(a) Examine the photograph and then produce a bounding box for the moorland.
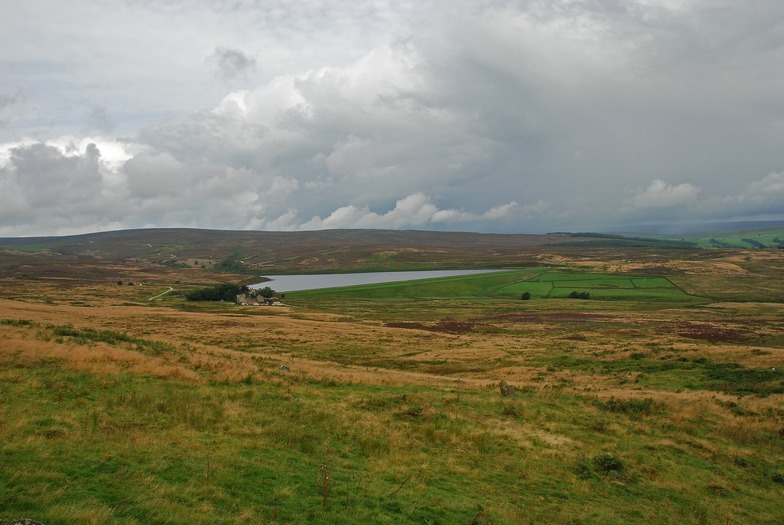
[0,227,782,524]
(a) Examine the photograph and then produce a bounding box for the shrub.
[592,453,624,474]
[595,396,659,415]
[217,258,245,272]
[1,319,34,326]
[576,453,626,479]
[186,283,248,301]
[568,291,591,299]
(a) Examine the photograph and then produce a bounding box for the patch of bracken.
[385,320,477,334]
[385,321,429,331]
[679,323,749,343]
[479,312,612,323]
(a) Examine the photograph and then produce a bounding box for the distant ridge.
[0,228,680,271]
[4,226,776,274]
[606,220,784,236]
[0,227,691,250]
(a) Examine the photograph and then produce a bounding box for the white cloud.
[300,194,533,231]
[623,179,700,211]
[738,172,784,202]
[711,171,784,219]
[301,193,438,230]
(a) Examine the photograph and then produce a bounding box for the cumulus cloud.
[623,180,700,212]
[712,172,784,219]
[0,140,123,233]
[738,172,784,203]
[300,193,526,231]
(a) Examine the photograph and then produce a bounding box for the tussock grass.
[1,249,783,524]
[3,361,783,524]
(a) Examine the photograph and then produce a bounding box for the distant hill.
[0,227,729,274]
[607,220,784,235]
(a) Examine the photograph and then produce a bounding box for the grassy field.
[681,227,784,249]
[0,244,783,524]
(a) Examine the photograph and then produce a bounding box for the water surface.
[251,269,507,293]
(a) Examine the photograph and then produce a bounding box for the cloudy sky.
[1,0,783,236]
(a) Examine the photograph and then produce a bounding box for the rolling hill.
[0,228,701,274]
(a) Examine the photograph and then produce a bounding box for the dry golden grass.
[1,267,780,403]
[1,250,781,501]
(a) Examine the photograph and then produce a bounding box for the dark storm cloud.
[87,106,116,133]
[209,47,257,82]
[0,91,22,127]
[0,91,21,111]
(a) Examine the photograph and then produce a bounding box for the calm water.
[251,269,508,292]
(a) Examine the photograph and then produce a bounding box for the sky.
[1,0,783,237]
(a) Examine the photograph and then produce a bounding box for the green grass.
[492,280,556,299]
[2,360,782,524]
[495,273,699,302]
[36,322,179,356]
[682,227,784,249]
[535,354,784,395]
[289,270,536,298]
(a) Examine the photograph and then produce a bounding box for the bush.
[520,291,531,300]
[568,291,591,299]
[576,453,626,480]
[0,319,34,327]
[595,396,659,415]
[592,453,624,474]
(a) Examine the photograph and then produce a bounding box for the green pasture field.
[288,269,537,299]
[684,227,784,249]
[2,357,782,525]
[291,270,704,303]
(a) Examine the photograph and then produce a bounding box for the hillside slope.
[0,228,698,273]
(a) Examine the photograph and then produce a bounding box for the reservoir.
[251,269,509,293]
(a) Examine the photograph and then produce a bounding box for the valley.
[0,228,782,524]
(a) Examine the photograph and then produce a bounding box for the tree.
[257,286,275,298]
[520,292,531,300]
[186,283,248,301]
